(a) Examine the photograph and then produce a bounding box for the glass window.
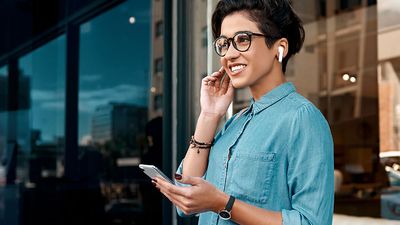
[17,35,66,182]
[378,2,400,214]
[288,0,391,219]
[188,0,209,129]
[336,0,363,12]
[155,57,163,74]
[0,66,8,185]
[78,1,163,224]
[155,20,163,37]
[153,94,163,111]
[378,0,400,29]
[201,26,207,48]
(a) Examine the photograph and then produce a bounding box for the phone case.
[139,164,173,184]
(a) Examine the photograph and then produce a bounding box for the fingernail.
[152,179,157,183]
[174,173,182,180]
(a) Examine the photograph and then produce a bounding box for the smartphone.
[139,164,174,184]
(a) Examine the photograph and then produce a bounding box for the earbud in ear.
[278,46,284,63]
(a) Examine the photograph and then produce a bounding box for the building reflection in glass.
[0,66,8,185]
[17,35,66,182]
[77,0,163,224]
[378,0,400,152]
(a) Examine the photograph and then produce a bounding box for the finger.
[226,80,234,97]
[210,67,225,78]
[218,66,225,74]
[161,190,193,215]
[175,173,201,186]
[213,75,221,90]
[158,186,200,216]
[209,68,225,90]
[202,80,215,88]
[203,75,218,80]
[159,185,183,205]
[202,77,217,83]
[227,81,235,95]
[159,188,188,212]
[152,179,190,211]
[155,177,189,197]
[203,79,218,89]
[219,74,231,94]
[155,181,194,213]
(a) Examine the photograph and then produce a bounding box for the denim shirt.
[176,82,334,225]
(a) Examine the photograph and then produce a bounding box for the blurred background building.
[0,0,400,225]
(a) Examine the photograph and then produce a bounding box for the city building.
[91,103,147,155]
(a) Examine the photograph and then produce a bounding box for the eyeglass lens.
[215,33,251,56]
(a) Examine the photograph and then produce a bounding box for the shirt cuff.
[281,209,304,225]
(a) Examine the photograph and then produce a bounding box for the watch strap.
[225,195,235,211]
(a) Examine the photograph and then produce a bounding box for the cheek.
[253,51,274,70]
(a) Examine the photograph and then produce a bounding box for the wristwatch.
[218,195,235,220]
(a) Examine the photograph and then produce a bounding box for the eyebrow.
[218,30,253,38]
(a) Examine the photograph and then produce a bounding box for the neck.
[250,67,286,101]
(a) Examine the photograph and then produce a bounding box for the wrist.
[194,112,220,144]
[212,190,230,213]
[199,111,223,121]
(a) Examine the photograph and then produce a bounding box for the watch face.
[218,210,231,220]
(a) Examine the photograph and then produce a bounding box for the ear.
[275,38,289,62]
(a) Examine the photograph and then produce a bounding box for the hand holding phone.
[139,164,174,184]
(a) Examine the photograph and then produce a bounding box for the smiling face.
[219,11,285,98]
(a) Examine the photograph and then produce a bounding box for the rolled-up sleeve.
[282,104,334,225]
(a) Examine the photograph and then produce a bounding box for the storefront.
[0,0,399,224]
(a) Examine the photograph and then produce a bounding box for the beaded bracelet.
[189,136,214,153]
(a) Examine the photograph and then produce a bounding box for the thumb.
[175,173,201,185]
[227,80,234,97]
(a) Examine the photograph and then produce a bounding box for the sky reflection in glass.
[78,0,151,143]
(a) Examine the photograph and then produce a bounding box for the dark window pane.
[155,20,163,37]
[154,58,163,74]
[78,1,163,224]
[0,66,7,111]
[201,26,207,48]
[17,35,66,182]
[153,94,163,111]
[0,66,8,184]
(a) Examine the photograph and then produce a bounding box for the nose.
[224,42,240,60]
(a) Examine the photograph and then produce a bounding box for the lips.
[229,64,247,75]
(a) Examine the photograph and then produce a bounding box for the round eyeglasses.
[213,31,266,57]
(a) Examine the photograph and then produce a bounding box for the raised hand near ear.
[200,67,234,118]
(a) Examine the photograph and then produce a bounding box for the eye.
[216,38,228,49]
[235,34,250,46]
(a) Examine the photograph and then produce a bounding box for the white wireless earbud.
[278,46,284,63]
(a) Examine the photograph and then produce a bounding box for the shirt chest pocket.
[228,152,276,205]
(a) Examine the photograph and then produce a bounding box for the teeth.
[231,65,246,72]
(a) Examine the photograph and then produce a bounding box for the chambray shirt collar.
[249,82,296,114]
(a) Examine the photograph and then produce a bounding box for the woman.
[153,0,334,224]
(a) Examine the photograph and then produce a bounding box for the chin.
[231,79,248,89]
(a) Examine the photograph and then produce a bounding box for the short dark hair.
[212,0,305,73]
